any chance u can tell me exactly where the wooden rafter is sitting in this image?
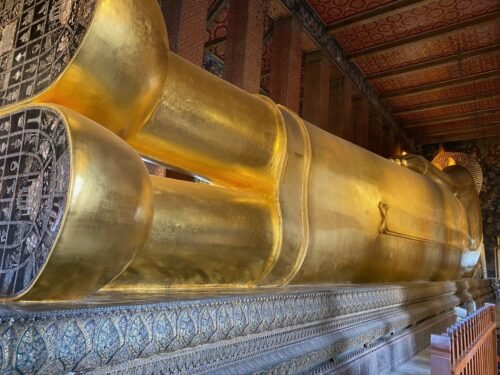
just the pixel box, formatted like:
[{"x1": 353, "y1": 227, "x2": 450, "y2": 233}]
[
  {"x1": 404, "y1": 108, "x2": 500, "y2": 128},
  {"x1": 382, "y1": 70, "x2": 500, "y2": 99},
  {"x1": 207, "y1": 0, "x2": 227, "y2": 24},
  {"x1": 326, "y1": 0, "x2": 421, "y2": 31},
  {"x1": 349, "y1": 12, "x2": 499, "y2": 58},
  {"x1": 408, "y1": 114, "x2": 500, "y2": 132},
  {"x1": 417, "y1": 133, "x2": 500, "y2": 144},
  {"x1": 384, "y1": 71, "x2": 500, "y2": 101},
  {"x1": 204, "y1": 36, "x2": 226, "y2": 49},
  {"x1": 281, "y1": 0, "x2": 413, "y2": 146},
  {"x1": 411, "y1": 121, "x2": 500, "y2": 136},
  {"x1": 416, "y1": 126, "x2": 500, "y2": 144},
  {"x1": 417, "y1": 124, "x2": 500, "y2": 137},
  {"x1": 365, "y1": 45, "x2": 500, "y2": 81},
  {"x1": 393, "y1": 91, "x2": 500, "y2": 114}
]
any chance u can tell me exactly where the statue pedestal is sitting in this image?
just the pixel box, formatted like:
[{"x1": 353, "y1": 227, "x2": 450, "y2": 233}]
[{"x1": 0, "y1": 280, "x2": 494, "y2": 374}]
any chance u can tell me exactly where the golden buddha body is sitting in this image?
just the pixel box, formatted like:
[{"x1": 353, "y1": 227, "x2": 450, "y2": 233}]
[{"x1": 0, "y1": 0, "x2": 482, "y2": 300}]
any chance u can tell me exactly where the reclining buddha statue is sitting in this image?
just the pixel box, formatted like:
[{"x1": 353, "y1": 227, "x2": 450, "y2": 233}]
[{"x1": 0, "y1": 0, "x2": 482, "y2": 300}]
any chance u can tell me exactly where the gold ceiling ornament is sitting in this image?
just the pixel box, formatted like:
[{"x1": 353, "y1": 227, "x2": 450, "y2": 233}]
[{"x1": 0, "y1": 0, "x2": 484, "y2": 300}]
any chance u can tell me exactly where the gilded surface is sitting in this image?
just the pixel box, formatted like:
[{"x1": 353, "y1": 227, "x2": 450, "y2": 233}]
[
  {"x1": 112, "y1": 177, "x2": 275, "y2": 288},
  {"x1": 0, "y1": 0, "x2": 484, "y2": 300},
  {"x1": 0, "y1": 105, "x2": 155, "y2": 300},
  {"x1": 0, "y1": 1, "x2": 491, "y2": 373}
]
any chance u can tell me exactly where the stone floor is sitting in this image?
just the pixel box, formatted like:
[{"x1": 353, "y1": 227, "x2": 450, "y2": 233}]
[
  {"x1": 392, "y1": 299, "x2": 500, "y2": 375},
  {"x1": 391, "y1": 348, "x2": 430, "y2": 375}
]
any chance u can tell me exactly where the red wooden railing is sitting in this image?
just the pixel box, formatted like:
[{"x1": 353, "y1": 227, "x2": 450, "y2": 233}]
[{"x1": 430, "y1": 303, "x2": 497, "y2": 375}]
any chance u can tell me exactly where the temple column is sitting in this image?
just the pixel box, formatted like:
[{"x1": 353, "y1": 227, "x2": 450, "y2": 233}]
[
  {"x1": 382, "y1": 124, "x2": 395, "y2": 158},
  {"x1": 329, "y1": 70, "x2": 354, "y2": 141},
  {"x1": 224, "y1": 0, "x2": 265, "y2": 93},
  {"x1": 302, "y1": 51, "x2": 330, "y2": 131},
  {"x1": 352, "y1": 96, "x2": 370, "y2": 149},
  {"x1": 269, "y1": 17, "x2": 302, "y2": 113},
  {"x1": 393, "y1": 137, "x2": 403, "y2": 156},
  {"x1": 369, "y1": 111, "x2": 384, "y2": 155},
  {"x1": 160, "y1": 0, "x2": 209, "y2": 66}
]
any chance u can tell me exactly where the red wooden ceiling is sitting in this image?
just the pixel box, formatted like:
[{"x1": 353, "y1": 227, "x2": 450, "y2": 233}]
[
  {"x1": 386, "y1": 74, "x2": 500, "y2": 109},
  {"x1": 355, "y1": 20, "x2": 500, "y2": 75},
  {"x1": 397, "y1": 94, "x2": 500, "y2": 122},
  {"x1": 332, "y1": 0, "x2": 498, "y2": 52},
  {"x1": 371, "y1": 50, "x2": 500, "y2": 92},
  {"x1": 308, "y1": 0, "x2": 500, "y2": 144},
  {"x1": 308, "y1": 0, "x2": 397, "y2": 24}
]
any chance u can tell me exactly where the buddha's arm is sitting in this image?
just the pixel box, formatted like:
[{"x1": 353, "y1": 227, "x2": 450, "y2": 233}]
[
  {"x1": 391, "y1": 154, "x2": 460, "y2": 192},
  {"x1": 392, "y1": 154, "x2": 482, "y2": 249}
]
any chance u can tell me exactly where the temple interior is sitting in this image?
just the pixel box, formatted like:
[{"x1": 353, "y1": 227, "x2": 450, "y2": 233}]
[{"x1": 0, "y1": 0, "x2": 498, "y2": 373}]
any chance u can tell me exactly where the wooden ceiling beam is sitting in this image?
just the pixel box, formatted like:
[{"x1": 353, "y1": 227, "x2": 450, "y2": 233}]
[
  {"x1": 382, "y1": 70, "x2": 500, "y2": 99},
  {"x1": 416, "y1": 126, "x2": 500, "y2": 144},
  {"x1": 207, "y1": 0, "x2": 228, "y2": 24},
  {"x1": 417, "y1": 123, "x2": 500, "y2": 137},
  {"x1": 349, "y1": 12, "x2": 499, "y2": 58},
  {"x1": 411, "y1": 121, "x2": 500, "y2": 136},
  {"x1": 204, "y1": 36, "x2": 226, "y2": 49},
  {"x1": 417, "y1": 132, "x2": 500, "y2": 145},
  {"x1": 366, "y1": 45, "x2": 500, "y2": 81},
  {"x1": 403, "y1": 108, "x2": 500, "y2": 128},
  {"x1": 326, "y1": 0, "x2": 421, "y2": 31},
  {"x1": 280, "y1": 0, "x2": 414, "y2": 147},
  {"x1": 394, "y1": 91, "x2": 500, "y2": 114},
  {"x1": 408, "y1": 117, "x2": 500, "y2": 132}
]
